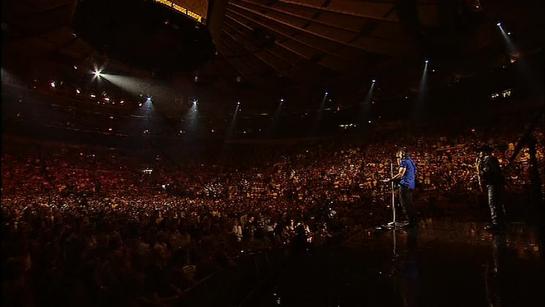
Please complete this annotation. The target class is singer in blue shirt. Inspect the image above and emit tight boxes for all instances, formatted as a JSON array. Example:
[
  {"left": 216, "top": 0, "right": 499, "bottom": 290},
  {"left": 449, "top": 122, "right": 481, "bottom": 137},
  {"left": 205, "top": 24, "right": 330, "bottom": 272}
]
[{"left": 387, "top": 147, "right": 417, "bottom": 227}]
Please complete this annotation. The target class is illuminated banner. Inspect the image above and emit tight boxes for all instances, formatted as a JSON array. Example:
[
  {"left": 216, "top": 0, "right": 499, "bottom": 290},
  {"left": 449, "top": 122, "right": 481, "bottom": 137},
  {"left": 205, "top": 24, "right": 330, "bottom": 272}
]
[{"left": 154, "top": 0, "right": 208, "bottom": 24}]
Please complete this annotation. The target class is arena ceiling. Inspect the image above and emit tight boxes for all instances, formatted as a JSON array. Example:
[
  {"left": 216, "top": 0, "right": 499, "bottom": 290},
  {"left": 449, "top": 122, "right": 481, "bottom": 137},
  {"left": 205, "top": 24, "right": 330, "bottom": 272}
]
[
  {"left": 216, "top": 0, "right": 418, "bottom": 82},
  {"left": 212, "top": 0, "right": 544, "bottom": 93},
  {"left": 2, "top": 0, "right": 544, "bottom": 101}
]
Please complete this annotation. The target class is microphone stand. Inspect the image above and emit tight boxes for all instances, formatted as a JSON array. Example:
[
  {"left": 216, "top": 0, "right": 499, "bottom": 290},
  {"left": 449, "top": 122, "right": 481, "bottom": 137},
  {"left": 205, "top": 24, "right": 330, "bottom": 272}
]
[
  {"left": 376, "top": 162, "right": 398, "bottom": 231},
  {"left": 391, "top": 162, "right": 396, "bottom": 229}
]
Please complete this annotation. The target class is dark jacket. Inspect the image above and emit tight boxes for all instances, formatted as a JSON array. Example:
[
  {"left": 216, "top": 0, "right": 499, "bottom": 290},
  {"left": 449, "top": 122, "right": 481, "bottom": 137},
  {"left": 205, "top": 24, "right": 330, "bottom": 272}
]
[{"left": 479, "top": 155, "right": 504, "bottom": 185}]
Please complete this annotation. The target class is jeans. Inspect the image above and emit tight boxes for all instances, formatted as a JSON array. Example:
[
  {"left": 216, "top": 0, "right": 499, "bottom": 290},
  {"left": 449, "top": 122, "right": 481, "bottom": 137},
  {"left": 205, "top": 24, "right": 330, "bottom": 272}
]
[
  {"left": 487, "top": 184, "right": 505, "bottom": 226},
  {"left": 399, "top": 185, "right": 416, "bottom": 224}
]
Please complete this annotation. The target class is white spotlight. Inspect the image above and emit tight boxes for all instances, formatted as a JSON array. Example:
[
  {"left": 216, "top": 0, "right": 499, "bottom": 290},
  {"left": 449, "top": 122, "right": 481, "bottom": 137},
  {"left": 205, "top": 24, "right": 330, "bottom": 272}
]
[
  {"left": 93, "top": 70, "right": 102, "bottom": 78},
  {"left": 496, "top": 22, "right": 502, "bottom": 27},
  {"left": 425, "top": 59, "right": 429, "bottom": 64},
  {"left": 372, "top": 79, "right": 376, "bottom": 83}
]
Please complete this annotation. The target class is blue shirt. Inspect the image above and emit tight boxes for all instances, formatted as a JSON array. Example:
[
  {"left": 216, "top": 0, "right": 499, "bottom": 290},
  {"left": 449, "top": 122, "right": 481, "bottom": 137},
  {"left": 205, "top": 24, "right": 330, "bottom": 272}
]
[{"left": 399, "top": 157, "right": 416, "bottom": 190}]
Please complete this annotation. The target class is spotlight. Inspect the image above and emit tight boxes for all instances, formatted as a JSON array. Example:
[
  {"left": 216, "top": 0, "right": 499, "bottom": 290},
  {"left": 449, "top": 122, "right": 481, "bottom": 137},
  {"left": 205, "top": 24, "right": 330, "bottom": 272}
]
[
  {"left": 93, "top": 70, "right": 102, "bottom": 78},
  {"left": 372, "top": 79, "right": 376, "bottom": 83},
  {"left": 496, "top": 22, "right": 501, "bottom": 27},
  {"left": 237, "top": 101, "right": 240, "bottom": 105},
  {"left": 280, "top": 98, "right": 284, "bottom": 102},
  {"left": 425, "top": 59, "right": 429, "bottom": 64}
]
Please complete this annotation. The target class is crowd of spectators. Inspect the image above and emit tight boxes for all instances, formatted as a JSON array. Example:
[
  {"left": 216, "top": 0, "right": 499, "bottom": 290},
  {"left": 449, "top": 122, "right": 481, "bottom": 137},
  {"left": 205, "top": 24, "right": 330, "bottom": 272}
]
[{"left": 2, "top": 127, "right": 544, "bottom": 305}]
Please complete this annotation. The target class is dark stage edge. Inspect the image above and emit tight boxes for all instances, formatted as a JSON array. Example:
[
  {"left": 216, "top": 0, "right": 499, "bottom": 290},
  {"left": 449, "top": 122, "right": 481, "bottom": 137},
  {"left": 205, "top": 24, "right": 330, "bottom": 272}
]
[{"left": 186, "top": 219, "right": 545, "bottom": 307}]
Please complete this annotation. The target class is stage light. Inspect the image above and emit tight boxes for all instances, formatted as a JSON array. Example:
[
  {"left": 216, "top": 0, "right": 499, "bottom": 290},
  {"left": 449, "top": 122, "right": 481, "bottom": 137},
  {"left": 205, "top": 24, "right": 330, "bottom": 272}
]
[
  {"left": 50, "top": 81, "right": 56, "bottom": 88},
  {"left": 93, "top": 70, "right": 102, "bottom": 78},
  {"left": 425, "top": 59, "right": 429, "bottom": 64},
  {"left": 280, "top": 98, "right": 284, "bottom": 102},
  {"left": 226, "top": 102, "right": 241, "bottom": 139},
  {"left": 496, "top": 21, "right": 518, "bottom": 59},
  {"left": 372, "top": 79, "right": 376, "bottom": 83}
]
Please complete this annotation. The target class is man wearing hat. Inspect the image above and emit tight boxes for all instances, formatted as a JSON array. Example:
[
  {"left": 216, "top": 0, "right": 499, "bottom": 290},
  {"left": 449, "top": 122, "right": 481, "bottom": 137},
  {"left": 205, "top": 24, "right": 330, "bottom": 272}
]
[{"left": 476, "top": 145, "right": 506, "bottom": 231}]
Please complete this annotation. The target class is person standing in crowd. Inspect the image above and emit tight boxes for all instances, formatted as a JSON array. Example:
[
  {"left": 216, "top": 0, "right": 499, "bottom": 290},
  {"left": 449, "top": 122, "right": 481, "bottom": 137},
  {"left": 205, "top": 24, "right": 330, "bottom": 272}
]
[
  {"left": 476, "top": 145, "right": 506, "bottom": 231},
  {"left": 386, "top": 147, "right": 418, "bottom": 227}
]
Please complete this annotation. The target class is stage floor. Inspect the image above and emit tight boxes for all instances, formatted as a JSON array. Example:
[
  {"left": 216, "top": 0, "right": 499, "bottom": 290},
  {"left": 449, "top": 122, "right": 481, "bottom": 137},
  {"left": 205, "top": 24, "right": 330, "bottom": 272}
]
[{"left": 235, "top": 219, "right": 544, "bottom": 307}]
